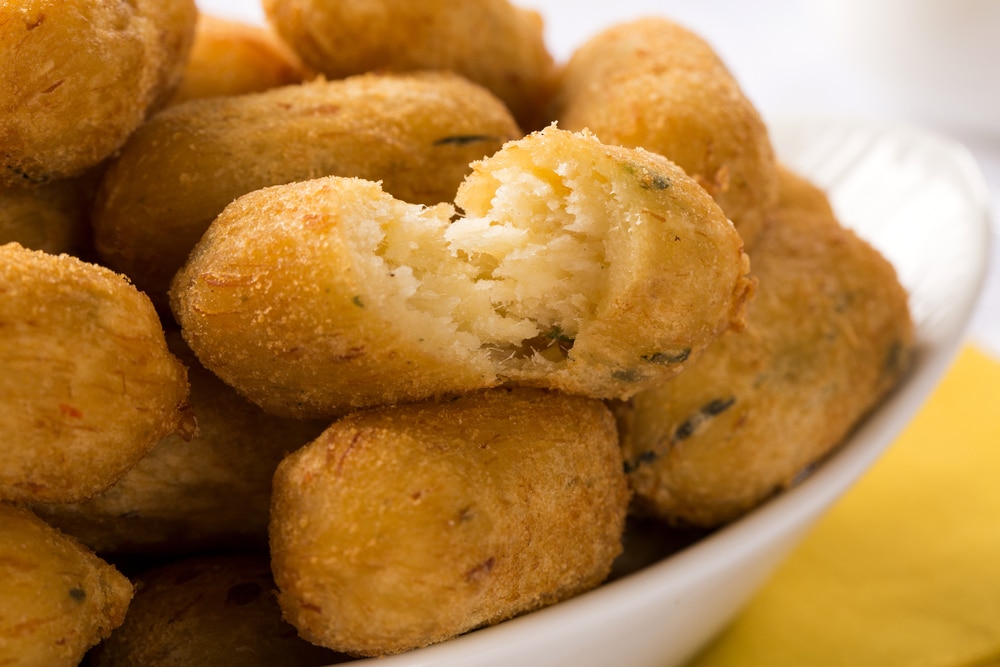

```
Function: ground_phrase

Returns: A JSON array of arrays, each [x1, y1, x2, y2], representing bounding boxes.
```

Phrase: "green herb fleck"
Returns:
[[623, 450, 659, 474], [643, 173, 672, 190], [5, 163, 48, 185], [641, 349, 691, 365], [612, 368, 644, 383], [352, 295, 364, 308], [624, 162, 672, 190], [433, 134, 498, 147], [704, 397, 735, 416], [545, 325, 574, 344], [69, 587, 86, 602], [674, 397, 736, 441]]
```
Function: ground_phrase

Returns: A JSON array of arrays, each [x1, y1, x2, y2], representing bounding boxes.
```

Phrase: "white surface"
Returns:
[[819, 0, 1000, 135]]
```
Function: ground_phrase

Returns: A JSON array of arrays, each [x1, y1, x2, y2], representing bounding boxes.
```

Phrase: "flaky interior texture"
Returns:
[[349, 154, 618, 371]]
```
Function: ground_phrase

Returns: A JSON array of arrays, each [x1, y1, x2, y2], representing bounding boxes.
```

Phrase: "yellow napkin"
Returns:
[[686, 345, 1000, 667]]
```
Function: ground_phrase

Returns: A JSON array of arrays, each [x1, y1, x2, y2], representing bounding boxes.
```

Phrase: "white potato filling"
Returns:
[[365, 157, 616, 366]]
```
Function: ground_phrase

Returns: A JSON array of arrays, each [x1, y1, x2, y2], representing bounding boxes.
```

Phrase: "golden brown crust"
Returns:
[[90, 554, 346, 667], [552, 17, 778, 249], [170, 127, 752, 418], [92, 72, 521, 303], [263, 0, 556, 130], [0, 0, 197, 186], [270, 388, 629, 656], [168, 13, 310, 105], [169, 177, 499, 419], [30, 332, 327, 554], [0, 503, 133, 667], [620, 168, 914, 527], [0, 243, 191, 503]]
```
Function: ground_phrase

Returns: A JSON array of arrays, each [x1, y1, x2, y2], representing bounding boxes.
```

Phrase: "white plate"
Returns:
[[336, 117, 991, 666]]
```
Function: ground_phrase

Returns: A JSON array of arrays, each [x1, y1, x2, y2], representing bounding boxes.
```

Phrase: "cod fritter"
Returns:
[[170, 126, 752, 418], [270, 388, 629, 656], [92, 72, 520, 303], [0, 0, 196, 187], [553, 17, 778, 249], [0, 243, 191, 503], [619, 169, 914, 527], [263, 0, 555, 130], [0, 504, 132, 667]]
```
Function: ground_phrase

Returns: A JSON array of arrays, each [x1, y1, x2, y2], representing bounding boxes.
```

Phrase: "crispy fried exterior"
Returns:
[[168, 13, 309, 105], [619, 169, 915, 527], [168, 177, 499, 419], [552, 17, 778, 249], [0, 0, 197, 187], [30, 332, 327, 554], [263, 0, 555, 130], [0, 176, 92, 255], [270, 388, 629, 656], [92, 72, 520, 304], [90, 554, 347, 667], [170, 127, 752, 418], [0, 243, 192, 503], [0, 504, 132, 667]]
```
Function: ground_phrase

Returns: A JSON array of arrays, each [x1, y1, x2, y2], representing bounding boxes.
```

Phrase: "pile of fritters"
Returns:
[[0, 1, 912, 664]]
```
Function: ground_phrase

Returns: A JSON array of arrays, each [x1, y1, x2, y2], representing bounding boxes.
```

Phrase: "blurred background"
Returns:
[[197, 0, 1000, 356]]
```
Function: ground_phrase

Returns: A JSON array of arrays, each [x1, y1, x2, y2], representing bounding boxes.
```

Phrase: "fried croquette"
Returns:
[[89, 555, 348, 667], [30, 332, 327, 554], [619, 169, 914, 527], [553, 17, 778, 249], [0, 0, 197, 187], [168, 13, 310, 105], [0, 243, 192, 503], [263, 0, 555, 130], [170, 126, 753, 418], [270, 388, 629, 656], [0, 503, 132, 667], [92, 72, 520, 303]]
